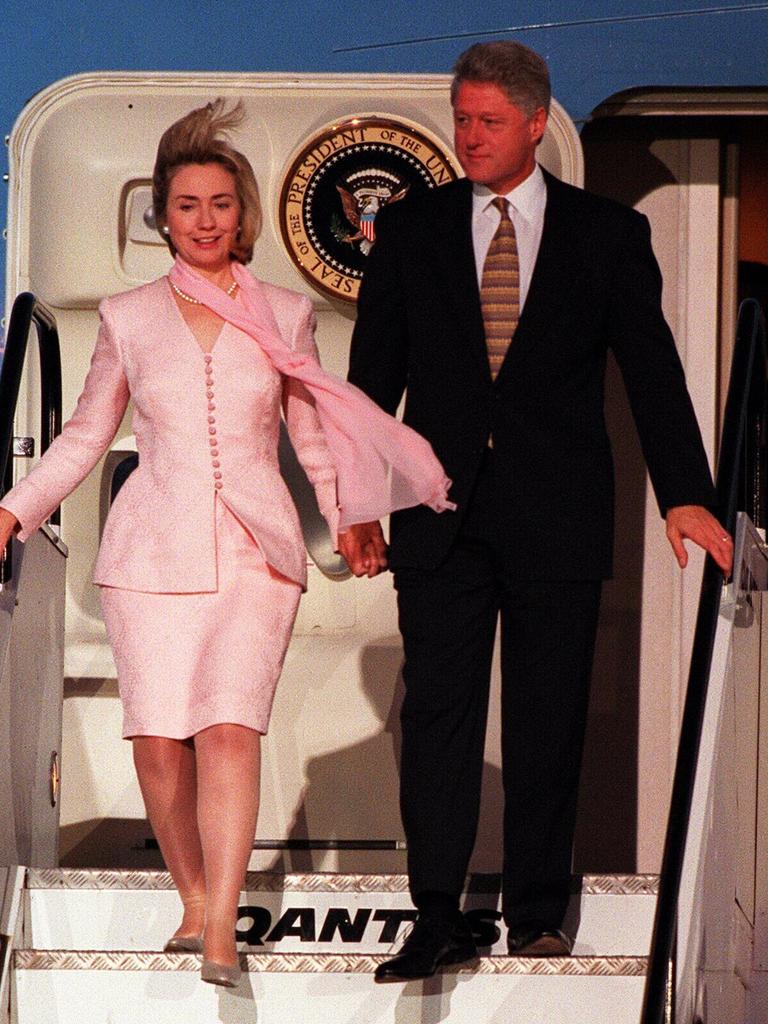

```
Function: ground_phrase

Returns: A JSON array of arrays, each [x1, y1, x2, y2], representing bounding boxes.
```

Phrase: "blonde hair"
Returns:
[[152, 98, 261, 264]]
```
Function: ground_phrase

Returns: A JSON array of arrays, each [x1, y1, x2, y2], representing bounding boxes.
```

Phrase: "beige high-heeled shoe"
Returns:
[[200, 957, 242, 987], [163, 935, 204, 953]]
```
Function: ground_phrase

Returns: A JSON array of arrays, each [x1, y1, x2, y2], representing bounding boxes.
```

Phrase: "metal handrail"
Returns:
[[641, 298, 767, 1022], [0, 293, 63, 584]]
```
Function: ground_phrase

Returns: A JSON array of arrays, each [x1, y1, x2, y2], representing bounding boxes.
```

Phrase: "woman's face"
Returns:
[[165, 162, 241, 276]]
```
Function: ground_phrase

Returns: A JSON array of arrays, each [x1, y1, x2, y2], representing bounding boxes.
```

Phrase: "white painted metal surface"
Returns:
[[675, 513, 766, 1023], [0, 866, 25, 1024], [10, 869, 650, 1024], [24, 871, 656, 958], [750, 566, 768, 1021], [13, 959, 645, 1024], [0, 527, 66, 867]]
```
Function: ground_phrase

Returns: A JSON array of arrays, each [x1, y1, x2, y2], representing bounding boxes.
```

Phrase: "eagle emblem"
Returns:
[[279, 115, 458, 302], [334, 172, 409, 255]]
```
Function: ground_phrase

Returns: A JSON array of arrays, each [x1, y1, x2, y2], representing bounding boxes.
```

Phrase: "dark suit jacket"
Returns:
[[348, 170, 717, 579]]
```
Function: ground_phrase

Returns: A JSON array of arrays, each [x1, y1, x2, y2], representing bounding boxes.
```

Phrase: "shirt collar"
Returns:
[[472, 163, 546, 223]]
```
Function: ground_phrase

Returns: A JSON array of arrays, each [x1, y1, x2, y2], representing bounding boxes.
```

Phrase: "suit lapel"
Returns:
[[428, 181, 493, 385], [495, 170, 586, 384], [420, 173, 590, 387]]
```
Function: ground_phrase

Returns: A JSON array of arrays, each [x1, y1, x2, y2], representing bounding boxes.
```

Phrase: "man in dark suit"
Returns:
[[338, 40, 732, 979]]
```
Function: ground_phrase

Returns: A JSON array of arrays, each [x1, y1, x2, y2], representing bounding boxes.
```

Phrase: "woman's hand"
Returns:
[[0, 508, 20, 556], [338, 521, 388, 577]]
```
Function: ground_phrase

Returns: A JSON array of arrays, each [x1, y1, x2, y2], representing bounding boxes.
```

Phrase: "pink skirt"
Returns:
[[99, 498, 302, 739]]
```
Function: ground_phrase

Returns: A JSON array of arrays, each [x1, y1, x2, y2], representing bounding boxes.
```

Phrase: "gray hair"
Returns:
[[451, 41, 551, 117]]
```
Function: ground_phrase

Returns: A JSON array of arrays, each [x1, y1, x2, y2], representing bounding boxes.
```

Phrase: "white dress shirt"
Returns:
[[471, 162, 547, 313]]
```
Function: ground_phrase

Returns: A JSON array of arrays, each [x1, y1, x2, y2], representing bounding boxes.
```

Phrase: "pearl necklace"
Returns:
[[171, 279, 237, 305]]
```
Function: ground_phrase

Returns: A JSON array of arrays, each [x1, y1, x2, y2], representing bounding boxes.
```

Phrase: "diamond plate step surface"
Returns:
[[13, 950, 647, 1024], [24, 870, 657, 957]]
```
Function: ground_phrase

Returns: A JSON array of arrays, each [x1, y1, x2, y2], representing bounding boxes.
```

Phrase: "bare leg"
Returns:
[[132, 736, 206, 940], [195, 723, 261, 965]]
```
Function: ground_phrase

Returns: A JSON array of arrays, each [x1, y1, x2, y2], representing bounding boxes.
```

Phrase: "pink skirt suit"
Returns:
[[0, 275, 340, 739]]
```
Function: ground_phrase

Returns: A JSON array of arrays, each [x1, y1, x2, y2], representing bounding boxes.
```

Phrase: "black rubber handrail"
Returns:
[[718, 299, 768, 534], [0, 292, 63, 583], [641, 298, 767, 1022]]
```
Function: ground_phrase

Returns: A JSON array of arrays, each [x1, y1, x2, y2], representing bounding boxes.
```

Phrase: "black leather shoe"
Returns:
[[374, 912, 478, 982], [507, 921, 572, 957]]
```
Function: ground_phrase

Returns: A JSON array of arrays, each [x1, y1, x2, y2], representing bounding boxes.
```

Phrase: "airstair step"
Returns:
[[24, 869, 657, 957], [13, 950, 647, 1024]]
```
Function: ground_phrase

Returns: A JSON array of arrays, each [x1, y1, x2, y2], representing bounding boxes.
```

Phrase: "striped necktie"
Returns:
[[480, 196, 520, 380]]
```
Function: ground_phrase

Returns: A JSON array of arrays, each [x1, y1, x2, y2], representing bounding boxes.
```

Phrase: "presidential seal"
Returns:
[[279, 116, 459, 303]]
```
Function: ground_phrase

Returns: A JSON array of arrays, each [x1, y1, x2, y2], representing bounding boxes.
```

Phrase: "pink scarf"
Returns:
[[169, 258, 455, 530]]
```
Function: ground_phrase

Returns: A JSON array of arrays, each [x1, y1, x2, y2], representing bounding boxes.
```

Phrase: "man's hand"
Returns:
[[666, 505, 733, 575], [337, 521, 388, 578]]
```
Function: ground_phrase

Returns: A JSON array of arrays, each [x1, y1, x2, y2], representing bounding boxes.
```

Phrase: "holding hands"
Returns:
[[337, 520, 388, 577], [339, 506, 735, 579]]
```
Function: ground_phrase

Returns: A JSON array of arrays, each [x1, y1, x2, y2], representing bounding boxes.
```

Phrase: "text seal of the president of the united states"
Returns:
[[279, 115, 459, 303]]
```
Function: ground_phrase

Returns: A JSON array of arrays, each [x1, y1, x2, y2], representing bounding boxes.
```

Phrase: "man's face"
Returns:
[[453, 81, 547, 194]]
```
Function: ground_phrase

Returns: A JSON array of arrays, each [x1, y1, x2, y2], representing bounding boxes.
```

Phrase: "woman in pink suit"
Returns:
[[0, 101, 451, 988]]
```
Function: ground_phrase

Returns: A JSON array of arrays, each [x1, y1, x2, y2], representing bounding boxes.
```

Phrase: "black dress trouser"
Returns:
[[393, 450, 602, 928]]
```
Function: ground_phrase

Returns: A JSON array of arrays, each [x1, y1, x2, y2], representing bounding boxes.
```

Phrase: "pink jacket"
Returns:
[[1, 276, 339, 591]]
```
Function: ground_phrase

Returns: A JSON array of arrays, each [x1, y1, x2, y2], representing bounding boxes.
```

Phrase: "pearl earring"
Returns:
[[162, 226, 170, 236]]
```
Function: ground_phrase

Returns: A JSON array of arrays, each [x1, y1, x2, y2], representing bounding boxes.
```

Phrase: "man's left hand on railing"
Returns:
[[666, 504, 733, 575]]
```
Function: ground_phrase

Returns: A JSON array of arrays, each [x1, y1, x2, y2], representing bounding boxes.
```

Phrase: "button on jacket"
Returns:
[[3, 276, 339, 592]]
